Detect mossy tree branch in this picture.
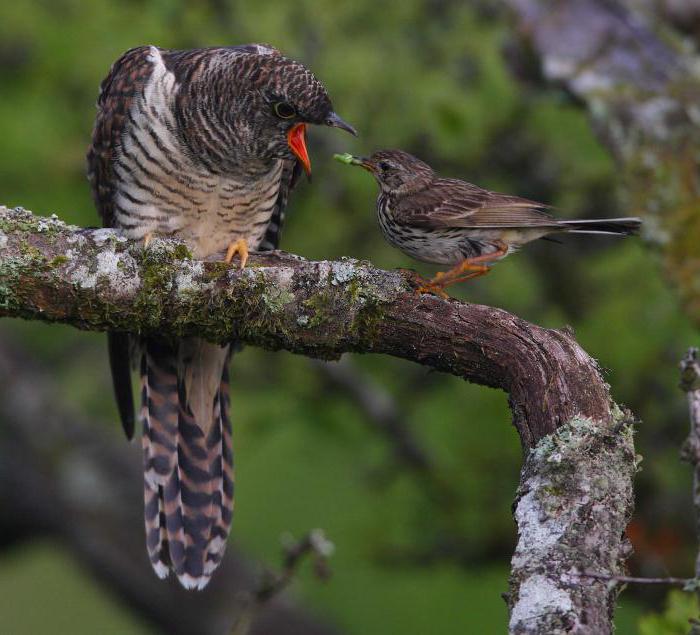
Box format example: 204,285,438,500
0,206,635,633
0,206,611,447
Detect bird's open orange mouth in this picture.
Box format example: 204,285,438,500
287,123,311,175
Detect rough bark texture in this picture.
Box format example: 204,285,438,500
509,411,636,634
506,0,700,324
681,347,700,632
0,337,340,635
0,205,636,633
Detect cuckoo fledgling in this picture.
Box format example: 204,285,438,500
87,44,355,589
335,150,641,295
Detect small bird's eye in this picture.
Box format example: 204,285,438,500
378,161,391,171
273,102,296,119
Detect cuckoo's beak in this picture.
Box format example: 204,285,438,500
325,112,357,136
287,123,311,176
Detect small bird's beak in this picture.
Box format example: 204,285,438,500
333,153,373,172
287,123,312,176
325,112,357,136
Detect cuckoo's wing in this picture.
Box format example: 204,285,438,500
394,178,558,230
87,45,155,228
107,332,136,439
87,46,155,439
259,158,303,251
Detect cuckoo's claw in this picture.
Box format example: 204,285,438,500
225,238,249,269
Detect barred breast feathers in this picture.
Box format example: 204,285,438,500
113,46,284,257
112,47,185,238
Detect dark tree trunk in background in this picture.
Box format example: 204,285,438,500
506,0,700,325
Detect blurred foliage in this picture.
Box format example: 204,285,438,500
0,0,697,633
639,590,700,635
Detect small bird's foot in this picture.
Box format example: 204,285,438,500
225,238,249,269
143,232,154,249
416,281,450,299
447,269,490,286
397,268,448,297
435,260,491,287
416,260,492,297
399,268,430,288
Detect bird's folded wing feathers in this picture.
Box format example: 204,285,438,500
87,46,155,229
396,179,557,229
259,158,302,251
107,332,136,439
87,46,155,436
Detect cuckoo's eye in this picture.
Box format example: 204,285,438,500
378,161,392,172
273,101,296,119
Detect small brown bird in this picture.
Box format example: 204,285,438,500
336,150,641,295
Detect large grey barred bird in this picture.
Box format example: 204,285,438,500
336,150,641,295
87,44,355,589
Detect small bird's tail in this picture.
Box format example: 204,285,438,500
558,217,642,236
141,338,233,590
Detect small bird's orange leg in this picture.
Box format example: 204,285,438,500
435,241,508,284
225,238,249,269
444,268,490,286
143,232,154,249
458,241,509,266
416,242,508,297
433,261,489,284
417,264,490,297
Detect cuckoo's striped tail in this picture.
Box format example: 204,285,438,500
141,339,233,590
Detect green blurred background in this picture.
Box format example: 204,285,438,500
0,1,697,633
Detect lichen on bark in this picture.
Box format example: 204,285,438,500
508,409,637,634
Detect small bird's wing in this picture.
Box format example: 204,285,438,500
87,46,155,438
395,178,558,230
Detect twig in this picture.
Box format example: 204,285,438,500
571,350,700,621
230,530,334,635
258,529,334,602
573,571,697,588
